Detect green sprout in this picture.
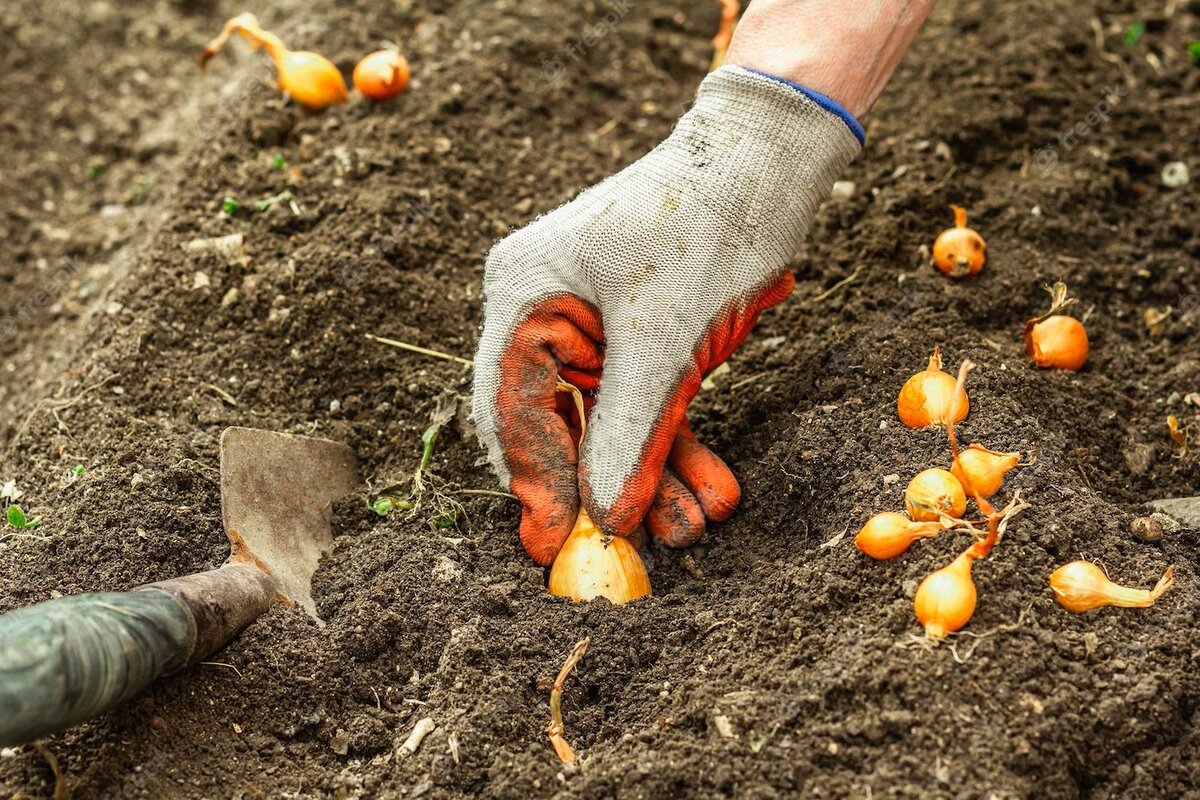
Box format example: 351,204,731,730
1188,41,1200,63
6,505,40,529
366,395,465,530
1124,22,1145,50
369,496,395,515
85,162,104,179
368,495,413,516
222,196,241,216
272,153,287,170
254,190,293,212
73,465,85,477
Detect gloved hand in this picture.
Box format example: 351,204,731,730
472,66,863,565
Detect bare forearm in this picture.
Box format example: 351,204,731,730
725,0,936,118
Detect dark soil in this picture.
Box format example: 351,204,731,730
2,0,1199,797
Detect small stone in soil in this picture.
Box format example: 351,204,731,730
1129,516,1163,542
1149,497,1200,529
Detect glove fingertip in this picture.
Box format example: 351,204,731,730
669,436,741,522
647,472,705,549
519,505,575,567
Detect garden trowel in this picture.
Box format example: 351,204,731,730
0,426,358,746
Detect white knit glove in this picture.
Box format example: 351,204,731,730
472,66,862,564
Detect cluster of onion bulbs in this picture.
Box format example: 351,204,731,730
932,208,1089,371
200,14,410,110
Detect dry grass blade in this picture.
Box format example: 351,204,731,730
548,637,590,764
365,333,474,366
34,742,70,800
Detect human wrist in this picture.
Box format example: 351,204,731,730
724,0,935,119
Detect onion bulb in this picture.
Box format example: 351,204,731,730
548,508,651,604
1023,282,1088,371
932,205,986,278
200,13,348,110
897,347,970,429
854,512,941,560
353,49,410,101
914,551,977,639
905,468,967,522
951,444,1020,499
1049,561,1175,613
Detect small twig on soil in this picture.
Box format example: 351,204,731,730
949,604,1032,664
400,717,436,756
811,265,863,303
1089,17,1135,87
34,742,70,800
548,637,590,765
729,373,765,391
702,619,738,638
592,118,619,138
922,165,957,196
1075,450,1095,492
459,488,518,500
198,382,238,406
199,661,244,678
365,333,474,366
817,527,847,551
0,531,51,544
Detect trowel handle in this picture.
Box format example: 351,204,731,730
0,562,275,747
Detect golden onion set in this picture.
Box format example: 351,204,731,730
855,209,1173,640
201,13,410,109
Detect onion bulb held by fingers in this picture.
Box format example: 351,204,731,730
1049,561,1174,613
914,551,977,639
200,13,348,110
897,347,970,429
354,49,410,101
932,205,986,278
951,444,1020,499
548,508,651,604
905,468,966,522
854,512,941,560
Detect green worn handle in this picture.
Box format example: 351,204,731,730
0,563,275,746
0,590,191,746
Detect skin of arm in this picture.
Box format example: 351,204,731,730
725,0,938,119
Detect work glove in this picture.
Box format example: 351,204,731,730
473,65,863,565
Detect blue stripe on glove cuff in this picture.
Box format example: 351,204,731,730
743,68,866,146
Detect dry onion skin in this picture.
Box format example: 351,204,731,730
897,347,969,429
1049,561,1174,613
914,551,977,639
854,512,941,560
353,49,410,101
951,444,1020,499
201,13,348,110
905,468,966,522
1024,282,1088,371
932,205,986,278
548,508,651,604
